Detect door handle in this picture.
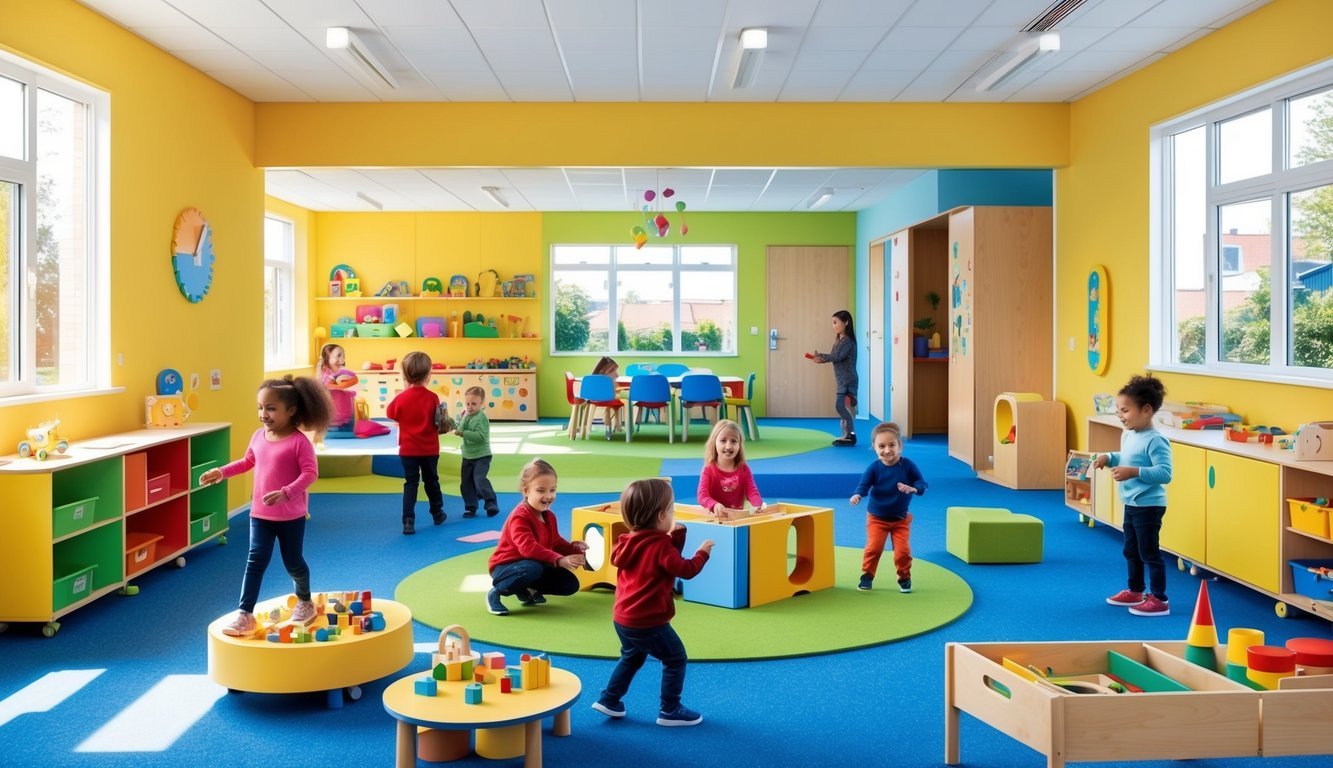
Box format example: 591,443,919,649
769,328,786,350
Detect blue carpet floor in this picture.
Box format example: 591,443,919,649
0,422,1324,768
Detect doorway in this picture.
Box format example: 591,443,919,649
765,246,851,417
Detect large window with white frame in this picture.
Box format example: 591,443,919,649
263,214,295,370
1155,61,1333,384
0,53,108,399
551,244,736,356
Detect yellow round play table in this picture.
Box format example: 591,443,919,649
207,595,414,708
382,667,581,767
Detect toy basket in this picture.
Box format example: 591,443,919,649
124,532,165,576
52,564,97,610
52,496,98,538
1288,559,1333,602
1288,498,1332,539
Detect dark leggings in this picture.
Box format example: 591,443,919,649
238,516,310,613
835,390,857,437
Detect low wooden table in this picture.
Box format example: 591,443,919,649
382,667,581,767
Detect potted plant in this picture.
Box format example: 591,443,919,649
913,291,941,358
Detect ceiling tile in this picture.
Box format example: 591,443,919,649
546,0,636,27
164,0,281,28
213,26,314,51
811,0,912,28
725,0,821,28
130,25,232,51
172,49,268,71
450,0,546,28
641,0,726,27
862,48,938,70
384,26,478,51
358,0,464,27
403,49,491,72
80,0,194,27
1067,0,1160,28
1088,26,1201,53
247,49,339,69
471,26,559,52
899,0,990,27
950,26,1020,52
552,27,638,52
973,0,1059,27
487,48,566,71
878,27,960,53
791,50,869,71
563,49,637,71
792,26,889,51
712,169,774,185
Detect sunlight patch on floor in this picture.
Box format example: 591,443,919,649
0,669,104,728
75,675,225,752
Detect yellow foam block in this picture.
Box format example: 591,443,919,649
746,503,835,608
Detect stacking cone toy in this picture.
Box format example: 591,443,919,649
1184,580,1219,671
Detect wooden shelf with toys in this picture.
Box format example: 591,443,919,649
0,423,231,637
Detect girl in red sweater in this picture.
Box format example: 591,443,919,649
486,459,588,616
696,419,764,520
592,478,713,727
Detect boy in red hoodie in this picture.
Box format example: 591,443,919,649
486,458,587,616
592,478,713,727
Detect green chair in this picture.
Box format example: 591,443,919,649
723,372,759,440
945,506,1043,564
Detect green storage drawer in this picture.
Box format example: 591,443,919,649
52,564,97,610
190,460,219,489
189,507,226,544
52,497,98,538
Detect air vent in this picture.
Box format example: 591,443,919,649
1024,0,1088,32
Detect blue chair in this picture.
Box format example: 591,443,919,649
678,374,724,442
724,372,759,441
655,363,689,377
624,362,656,376
627,374,672,443
579,374,624,440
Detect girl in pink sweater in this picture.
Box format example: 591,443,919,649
201,375,332,636
696,419,764,520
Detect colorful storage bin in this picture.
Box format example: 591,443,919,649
190,460,219,489
189,508,225,544
146,473,171,504
1288,559,1333,602
1287,498,1332,539
52,497,98,538
52,564,97,610
357,323,396,338
125,532,165,576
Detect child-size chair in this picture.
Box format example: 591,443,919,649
627,374,672,443
564,371,588,439
678,374,724,442
724,372,759,441
579,374,625,440
655,363,690,378
624,362,656,376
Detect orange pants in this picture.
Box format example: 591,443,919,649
862,513,913,581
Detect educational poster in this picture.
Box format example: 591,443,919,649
950,240,970,358
357,369,537,421
1088,265,1108,375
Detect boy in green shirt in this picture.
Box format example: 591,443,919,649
455,386,500,517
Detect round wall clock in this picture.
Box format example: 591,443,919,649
172,208,215,303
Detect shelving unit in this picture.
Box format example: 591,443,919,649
0,423,231,636
1079,415,1333,621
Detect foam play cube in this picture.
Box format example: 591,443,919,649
506,666,523,689
571,503,632,591
680,515,749,609
945,506,1044,564
417,317,445,338
395,321,414,338
483,651,505,669
415,676,437,696
464,682,482,704
745,503,835,607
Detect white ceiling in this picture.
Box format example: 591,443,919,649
77,0,1272,211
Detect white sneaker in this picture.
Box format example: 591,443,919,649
221,611,256,636
290,600,318,625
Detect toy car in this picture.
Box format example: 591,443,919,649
18,419,69,460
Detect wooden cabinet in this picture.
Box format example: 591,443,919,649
1205,451,1281,594
0,424,230,636
1160,443,1206,564
945,206,1053,469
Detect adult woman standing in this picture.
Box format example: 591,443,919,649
808,310,859,446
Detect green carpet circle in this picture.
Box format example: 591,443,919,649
396,546,972,660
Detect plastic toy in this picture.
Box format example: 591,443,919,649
1184,581,1219,671
420,276,443,296
342,277,362,297
512,273,535,297
146,394,190,428
447,275,469,298
475,269,499,298
376,280,411,297
18,419,69,460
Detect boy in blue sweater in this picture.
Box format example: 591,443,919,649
850,422,927,593
1094,374,1173,616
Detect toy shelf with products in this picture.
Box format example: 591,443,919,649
316,297,541,342
1079,415,1333,621
0,424,231,637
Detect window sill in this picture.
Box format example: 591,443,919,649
0,386,126,409
1148,363,1333,391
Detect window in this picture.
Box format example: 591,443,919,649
551,244,736,356
1155,61,1333,383
263,215,295,369
0,54,108,399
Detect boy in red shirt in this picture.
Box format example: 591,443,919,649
592,478,713,727
385,351,445,534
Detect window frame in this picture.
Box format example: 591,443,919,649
1151,59,1333,388
263,213,296,371
549,243,738,357
0,51,111,403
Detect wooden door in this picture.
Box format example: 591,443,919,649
868,240,886,421
947,209,975,463
766,246,851,417
887,231,911,433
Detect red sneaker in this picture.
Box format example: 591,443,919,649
1105,589,1143,606
1128,595,1170,616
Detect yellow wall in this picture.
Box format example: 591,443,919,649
1057,0,1333,446
255,102,1069,169
1,0,262,510
264,195,317,372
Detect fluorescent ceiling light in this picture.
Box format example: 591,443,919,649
326,26,398,89
733,27,767,89
356,191,383,210
807,187,834,210
976,32,1060,93
481,186,509,208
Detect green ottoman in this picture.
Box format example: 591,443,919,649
946,506,1043,564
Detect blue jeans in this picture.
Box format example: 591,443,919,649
460,455,498,515
490,559,580,597
401,454,444,523
239,516,310,613
1123,505,1167,601
599,621,688,712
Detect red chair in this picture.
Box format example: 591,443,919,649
564,372,588,439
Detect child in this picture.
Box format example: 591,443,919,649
696,419,764,520
316,343,358,444
591,355,623,434
385,351,445,535
592,478,713,727
200,375,332,636
1094,374,1173,616
455,385,500,518
486,458,589,615
809,310,858,446
849,421,927,593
